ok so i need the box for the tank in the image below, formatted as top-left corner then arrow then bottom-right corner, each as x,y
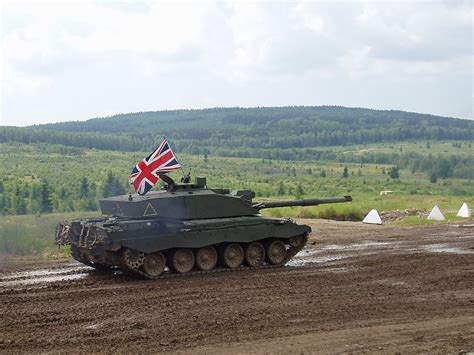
55,175 -> 352,279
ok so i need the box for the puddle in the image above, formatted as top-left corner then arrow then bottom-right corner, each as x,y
0,266 -> 92,281
391,281 -> 406,286
321,241 -> 396,251
455,235 -> 474,239
375,279 -> 407,287
320,267 -> 348,273
0,272 -> 88,287
0,266 -> 93,287
287,255 -> 346,267
85,323 -> 101,330
420,243 -> 474,255
288,240 -> 393,267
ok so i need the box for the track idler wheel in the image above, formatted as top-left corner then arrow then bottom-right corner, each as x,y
220,243 -> 244,269
244,242 -> 265,267
195,246 -> 218,271
171,248 -> 195,274
142,252 -> 166,277
123,248 -> 145,270
289,235 -> 304,248
265,240 -> 287,265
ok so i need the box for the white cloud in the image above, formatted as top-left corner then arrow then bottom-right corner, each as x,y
1,0 -> 472,125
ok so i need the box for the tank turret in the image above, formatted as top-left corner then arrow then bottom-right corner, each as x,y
56,175 -> 352,279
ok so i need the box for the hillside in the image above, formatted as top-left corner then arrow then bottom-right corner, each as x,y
0,106 -> 473,220
1,106 -> 472,157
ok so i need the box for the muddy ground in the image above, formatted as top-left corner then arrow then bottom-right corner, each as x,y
1,220 -> 473,353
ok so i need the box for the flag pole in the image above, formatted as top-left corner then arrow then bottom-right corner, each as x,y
165,136 -> 186,178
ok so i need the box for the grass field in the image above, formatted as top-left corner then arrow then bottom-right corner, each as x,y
0,141 -> 472,257
0,212 -> 97,258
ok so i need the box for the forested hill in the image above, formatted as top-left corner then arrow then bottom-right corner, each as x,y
1,106 -> 473,156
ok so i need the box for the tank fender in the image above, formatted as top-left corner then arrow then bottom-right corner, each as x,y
119,218 -> 311,253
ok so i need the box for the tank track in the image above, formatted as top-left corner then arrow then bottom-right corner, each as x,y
126,234 -> 309,280
71,245 -> 113,271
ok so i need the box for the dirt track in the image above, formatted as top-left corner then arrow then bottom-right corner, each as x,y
1,220 -> 473,353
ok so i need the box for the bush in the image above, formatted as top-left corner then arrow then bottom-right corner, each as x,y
448,187 -> 469,196
317,207 -> 364,221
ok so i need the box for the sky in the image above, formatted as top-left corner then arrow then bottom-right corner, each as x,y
1,0 -> 472,126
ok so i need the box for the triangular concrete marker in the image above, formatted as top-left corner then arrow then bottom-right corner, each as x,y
457,203 -> 472,218
143,202 -> 158,217
427,205 -> 445,221
363,209 -> 382,225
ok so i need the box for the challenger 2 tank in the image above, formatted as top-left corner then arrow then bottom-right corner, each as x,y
55,175 -> 352,279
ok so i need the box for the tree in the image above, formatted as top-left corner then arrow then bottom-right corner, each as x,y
434,157 -> 453,179
89,182 -> 97,198
295,183 -> 304,199
103,172 -> 126,198
11,184 -> 27,214
14,196 -> 27,214
39,180 -> 53,213
342,166 -> 349,178
277,181 -> 285,195
59,187 -> 67,200
79,177 -> 89,198
0,194 -> 10,215
389,166 -> 399,179
28,183 -> 41,213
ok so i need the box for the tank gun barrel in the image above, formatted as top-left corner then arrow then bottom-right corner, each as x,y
253,196 -> 352,211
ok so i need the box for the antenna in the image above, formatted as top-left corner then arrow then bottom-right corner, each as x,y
165,135 -> 185,178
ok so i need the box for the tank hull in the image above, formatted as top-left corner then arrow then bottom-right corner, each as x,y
57,216 -> 310,278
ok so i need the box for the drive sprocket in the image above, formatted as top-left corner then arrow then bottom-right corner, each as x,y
123,248 -> 145,270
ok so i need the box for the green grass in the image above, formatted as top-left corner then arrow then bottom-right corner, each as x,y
0,196 -> 471,257
392,211 -> 470,225
263,194 -> 474,222
0,212 -> 97,258
0,140 -> 473,256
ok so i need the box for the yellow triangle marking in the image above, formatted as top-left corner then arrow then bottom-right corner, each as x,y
143,202 -> 158,216
115,202 -> 124,216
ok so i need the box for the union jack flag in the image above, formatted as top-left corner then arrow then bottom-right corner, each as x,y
129,138 -> 181,195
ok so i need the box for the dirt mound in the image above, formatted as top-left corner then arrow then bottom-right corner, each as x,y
380,208 -> 428,222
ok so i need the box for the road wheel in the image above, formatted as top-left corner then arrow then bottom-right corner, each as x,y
221,243 -> 244,268
289,235 -> 304,248
123,248 -> 145,269
171,248 -> 195,274
195,246 -> 218,271
266,240 -> 287,265
245,242 -> 265,267
142,252 -> 166,277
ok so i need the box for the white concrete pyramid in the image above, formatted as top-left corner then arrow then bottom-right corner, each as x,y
457,203 -> 471,218
427,205 -> 445,221
363,209 -> 382,225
